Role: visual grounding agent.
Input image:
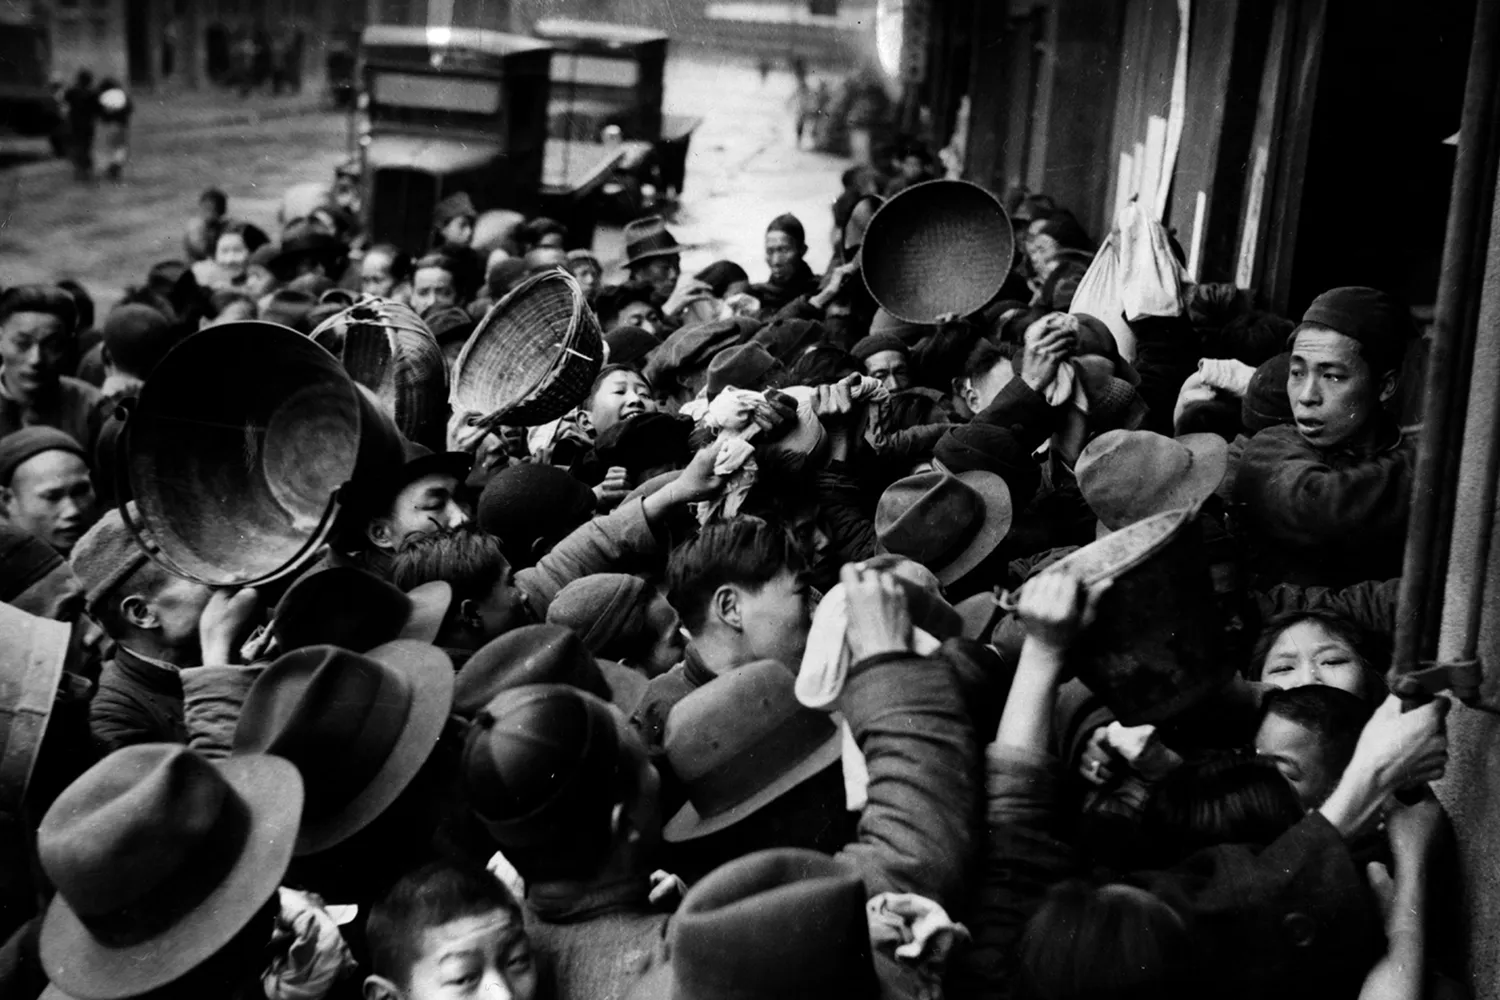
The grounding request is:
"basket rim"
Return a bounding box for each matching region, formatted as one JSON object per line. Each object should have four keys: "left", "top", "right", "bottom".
{"left": 860, "top": 178, "right": 1014, "bottom": 324}
{"left": 450, "top": 268, "right": 592, "bottom": 422}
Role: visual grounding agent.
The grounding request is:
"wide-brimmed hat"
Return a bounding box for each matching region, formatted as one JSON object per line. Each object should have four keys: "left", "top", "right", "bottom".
{"left": 623, "top": 216, "right": 687, "bottom": 268}
{"left": 625, "top": 848, "right": 879, "bottom": 1000}
{"left": 462, "top": 684, "right": 624, "bottom": 848}
{"left": 664, "top": 660, "right": 842, "bottom": 843}
{"left": 1074, "top": 430, "right": 1228, "bottom": 532}
{"left": 644, "top": 317, "right": 758, "bottom": 390}
{"left": 453, "top": 624, "right": 611, "bottom": 718}
{"left": 0, "top": 602, "right": 71, "bottom": 815}
{"left": 272, "top": 566, "right": 451, "bottom": 653}
{"left": 932, "top": 424, "right": 1040, "bottom": 506}
{"left": 875, "top": 470, "right": 1013, "bottom": 587}
{"left": 861, "top": 180, "right": 1015, "bottom": 324}
{"left": 231, "top": 640, "right": 454, "bottom": 855}
{"left": 38, "top": 745, "right": 303, "bottom": 999}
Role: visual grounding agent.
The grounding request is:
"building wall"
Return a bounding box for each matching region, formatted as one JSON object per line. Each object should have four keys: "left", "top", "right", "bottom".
{"left": 1434, "top": 138, "right": 1500, "bottom": 1000}
{"left": 47, "top": 0, "right": 129, "bottom": 81}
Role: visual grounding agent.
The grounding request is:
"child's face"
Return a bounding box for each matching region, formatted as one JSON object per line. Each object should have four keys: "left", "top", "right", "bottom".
{"left": 405, "top": 909, "right": 538, "bottom": 1000}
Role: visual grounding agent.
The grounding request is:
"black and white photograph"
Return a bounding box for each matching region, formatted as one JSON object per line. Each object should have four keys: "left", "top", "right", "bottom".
{"left": 0, "top": 0, "right": 1497, "bottom": 997}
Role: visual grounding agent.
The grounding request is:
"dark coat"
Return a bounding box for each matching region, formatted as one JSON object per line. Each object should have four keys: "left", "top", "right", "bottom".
{"left": 88, "top": 646, "right": 187, "bottom": 755}
{"left": 1232, "top": 422, "right": 1413, "bottom": 587}
{"left": 746, "top": 259, "right": 820, "bottom": 317}
{"left": 948, "top": 742, "right": 1383, "bottom": 1000}
{"left": 0, "top": 376, "right": 108, "bottom": 457}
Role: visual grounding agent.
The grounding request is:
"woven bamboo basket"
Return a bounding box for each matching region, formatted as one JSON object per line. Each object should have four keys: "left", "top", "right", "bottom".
{"left": 451, "top": 269, "right": 604, "bottom": 427}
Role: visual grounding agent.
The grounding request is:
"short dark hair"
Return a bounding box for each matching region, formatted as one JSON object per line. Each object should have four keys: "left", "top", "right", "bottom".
{"left": 590, "top": 363, "right": 652, "bottom": 400}
{"left": 0, "top": 285, "right": 79, "bottom": 333}
{"left": 767, "top": 213, "right": 806, "bottom": 248}
{"left": 392, "top": 526, "right": 510, "bottom": 610}
{"left": 592, "top": 283, "right": 656, "bottom": 329}
{"left": 785, "top": 345, "right": 860, "bottom": 387}
{"left": 200, "top": 188, "right": 228, "bottom": 214}
{"left": 998, "top": 307, "right": 1049, "bottom": 345}
{"left": 1018, "top": 878, "right": 1197, "bottom": 1000}
{"left": 207, "top": 289, "right": 256, "bottom": 319}
{"left": 963, "top": 338, "right": 1019, "bottom": 381}
{"left": 666, "top": 518, "right": 804, "bottom": 632}
{"left": 1175, "top": 397, "right": 1243, "bottom": 441}
{"left": 367, "top": 243, "right": 414, "bottom": 284}
{"left": 1260, "top": 685, "right": 1373, "bottom": 783}
{"left": 366, "top": 861, "right": 523, "bottom": 990}
{"left": 1140, "top": 749, "right": 1304, "bottom": 865}
{"left": 55, "top": 279, "right": 95, "bottom": 332}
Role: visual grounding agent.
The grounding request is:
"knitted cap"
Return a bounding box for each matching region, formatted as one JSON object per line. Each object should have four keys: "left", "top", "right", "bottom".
{"left": 0, "top": 427, "right": 86, "bottom": 486}
{"left": 850, "top": 333, "right": 906, "bottom": 362}
{"left": 69, "top": 504, "right": 153, "bottom": 615}
{"left": 546, "top": 574, "right": 652, "bottom": 654}
{"left": 1294, "top": 286, "right": 1416, "bottom": 375}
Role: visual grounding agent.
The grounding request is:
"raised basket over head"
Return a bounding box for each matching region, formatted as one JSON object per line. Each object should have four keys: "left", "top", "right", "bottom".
{"left": 451, "top": 269, "right": 604, "bottom": 427}
{"left": 311, "top": 297, "right": 448, "bottom": 451}
{"left": 861, "top": 179, "right": 1015, "bottom": 324}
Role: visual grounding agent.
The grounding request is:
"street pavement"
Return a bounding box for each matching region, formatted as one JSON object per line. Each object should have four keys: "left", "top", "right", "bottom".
{"left": 1, "top": 55, "right": 846, "bottom": 306}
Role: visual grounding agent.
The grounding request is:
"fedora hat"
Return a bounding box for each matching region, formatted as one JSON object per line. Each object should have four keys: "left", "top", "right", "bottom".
{"left": 232, "top": 641, "right": 454, "bottom": 855}
{"left": 271, "top": 566, "right": 452, "bottom": 654}
{"left": 0, "top": 603, "right": 71, "bottom": 815}
{"left": 623, "top": 216, "right": 686, "bottom": 268}
{"left": 1074, "top": 431, "right": 1228, "bottom": 533}
{"left": 453, "top": 623, "right": 611, "bottom": 718}
{"left": 332, "top": 441, "right": 473, "bottom": 548}
{"left": 625, "top": 848, "right": 878, "bottom": 1000}
{"left": 875, "top": 470, "right": 1013, "bottom": 587}
{"left": 38, "top": 744, "right": 303, "bottom": 999}
{"left": 664, "top": 660, "right": 842, "bottom": 843}
{"left": 462, "top": 684, "right": 624, "bottom": 849}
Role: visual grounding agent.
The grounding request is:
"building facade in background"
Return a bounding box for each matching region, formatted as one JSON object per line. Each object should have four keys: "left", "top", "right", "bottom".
{"left": 38, "top": 0, "right": 366, "bottom": 89}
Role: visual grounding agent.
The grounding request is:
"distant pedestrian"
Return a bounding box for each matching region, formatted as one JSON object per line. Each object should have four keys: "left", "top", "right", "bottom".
{"left": 63, "top": 70, "right": 97, "bottom": 181}
{"left": 757, "top": 56, "right": 772, "bottom": 85}
{"left": 95, "top": 78, "right": 132, "bottom": 183}
{"left": 185, "top": 188, "right": 229, "bottom": 262}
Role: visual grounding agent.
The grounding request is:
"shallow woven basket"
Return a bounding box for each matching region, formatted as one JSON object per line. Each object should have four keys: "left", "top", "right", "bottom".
{"left": 451, "top": 269, "right": 604, "bottom": 427}
{"left": 861, "top": 179, "right": 1015, "bottom": 324}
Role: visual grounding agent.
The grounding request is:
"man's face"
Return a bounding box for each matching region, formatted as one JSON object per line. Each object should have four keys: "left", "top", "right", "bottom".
{"left": 738, "top": 569, "right": 812, "bottom": 668}
{"left": 864, "top": 349, "right": 910, "bottom": 393}
{"left": 617, "top": 300, "right": 663, "bottom": 337}
{"left": 403, "top": 910, "right": 538, "bottom": 1000}
{"left": 440, "top": 215, "right": 475, "bottom": 249}
{"left": 635, "top": 257, "right": 680, "bottom": 306}
{"left": 1259, "top": 619, "right": 1372, "bottom": 699}
{"left": 1288, "top": 326, "right": 1391, "bottom": 450}
{"left": 375, "top": 473, "right": 468, "bottom": 551}
{"left": 150, "top": 574, "right": 217, "bottom": 650}
{"left": 362, "top": 251, "right": 399, "bottom": 298}
{"left": 569, "top": 261, "right": 600, "bottom": 300}
{"left": 587, "top": 369, "right": 654, "bottom": 436}
{"left": 765, "top": 230, "right": 803, "bottom": 284}
{"left": 464, "top": 562, "right": 533, "bottom": 647}
{"left": 3, "top": 450, "right": 95, "bottom": 554}
{"left": 1255, "top": 712, "right": 1339, "bottom": 808}
{"left": 0, "top": 311, "right": 69, "bottom": 398}
{"left": 411, "top": 268, "right": 457, "bottom": 315}
{"left": 962, "top": 357, "right": 1016, "bottom": 414}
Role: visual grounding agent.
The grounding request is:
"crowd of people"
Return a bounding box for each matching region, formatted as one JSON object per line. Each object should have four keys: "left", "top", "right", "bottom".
{"left": 0, "top": 138, "right": 1461, "bottom": 1000}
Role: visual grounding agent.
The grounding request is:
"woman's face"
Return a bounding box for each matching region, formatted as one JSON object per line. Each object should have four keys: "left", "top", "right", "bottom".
{"left": 215, "top": 233, "right": 249, "bottom": 275}
{"left": 587, "top": 370, "right": 654, "bottom": 436}
{"left": 569, "top": 261, "right": 601, "bottom": 299}
{"left": 765, "top": 230, "right": 804, "bottom": 284}
{"left": 1259, "top": 619, "right": 1373, "bottom": 698}
{"left": 441, "top": 214, "right": 475, "bottom": 248}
